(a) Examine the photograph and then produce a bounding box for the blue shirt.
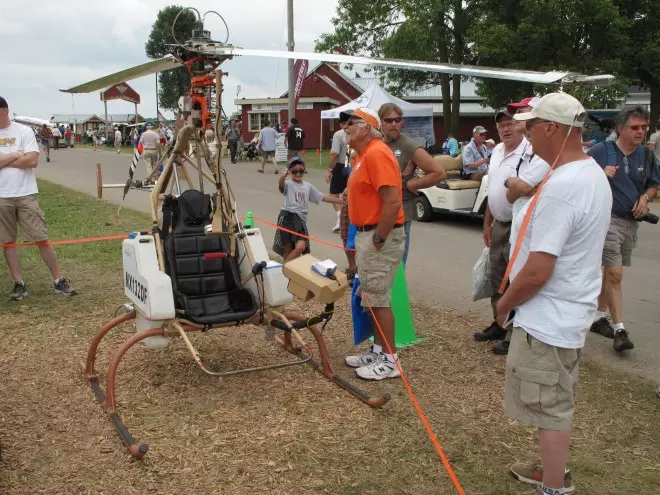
[447,137,459,157]
[588,142,660,218]
[258,126,279,152]
[462,139,489,174]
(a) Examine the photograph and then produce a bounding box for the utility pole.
[155,73,159,121]
[287,0,295,122]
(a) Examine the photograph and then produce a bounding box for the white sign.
[275,135,288,163]
[254,103,313,111]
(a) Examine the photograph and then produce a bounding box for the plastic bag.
[472,247,494,301]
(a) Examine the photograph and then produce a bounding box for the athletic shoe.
[613,329,634,352]
[332,221,340,233]
[8,282,28,301]
[491,340,510,355]
[473,322,507,341]
[356,354,400,380]
[54,278,78,296]
[345,345,380,368]
[510,461,574,492]
[590,317,614,338]
[274,169,279,174]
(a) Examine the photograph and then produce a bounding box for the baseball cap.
[341,107,381,130]
[288,156,305,169]
[507,96,540,114]
[473,126,487,134]
[513,92,587,128]
[0,96,7,109]
[495,108,513,122]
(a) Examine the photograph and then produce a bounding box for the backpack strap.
[605,141,618,167]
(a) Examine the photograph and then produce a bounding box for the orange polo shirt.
[347,139,405,227]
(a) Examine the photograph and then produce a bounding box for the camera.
[637,213,659,225]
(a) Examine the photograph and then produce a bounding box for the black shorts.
[329,163,348,194]
[272,210,311,256]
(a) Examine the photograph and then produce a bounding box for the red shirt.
[347,139,405,227]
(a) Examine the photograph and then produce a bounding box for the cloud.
[2,0,340,121]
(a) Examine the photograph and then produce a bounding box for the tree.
[145,6,202,112]
[315,0,476,135]
[616,0,660,124]
[468,0,631,110]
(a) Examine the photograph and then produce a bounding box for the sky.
[1,0,342,121]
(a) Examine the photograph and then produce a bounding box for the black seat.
[162,190,257,325]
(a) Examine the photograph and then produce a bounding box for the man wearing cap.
[587,106,660,352]
[496,93,612,495]
[504,96,552,223]
[342,107,406,380]
[378,102,447,267]
[473,108,529,354]
[462,126,490,181]
[0,96,78,300]
[139,123,161,176]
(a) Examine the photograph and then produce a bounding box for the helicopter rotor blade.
[217,47,614,86]
[60,55,183,93]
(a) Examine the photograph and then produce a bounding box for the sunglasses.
[625,124,648,132]
[289,169,305,175]
[525,118,551,131]
[382,117,403,124]
[346,119,363,127]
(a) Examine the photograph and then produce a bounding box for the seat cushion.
[445,180,482,190]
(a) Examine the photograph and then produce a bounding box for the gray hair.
[616,106,649,130]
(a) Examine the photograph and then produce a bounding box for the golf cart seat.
[432,154,481,190]
[162,190,257,325]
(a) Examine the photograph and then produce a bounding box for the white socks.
[372,344,382,354]
[371,345,397,363]
[612,322,625,333]
[385,353,397,364]
[541,485,572,495]
[593,310,609,323]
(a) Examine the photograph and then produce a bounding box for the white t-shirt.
[509,157,612,348]
[512,151,551,221]
[114,130,121,142]
[0,122,41,198]
[487,138,530,222]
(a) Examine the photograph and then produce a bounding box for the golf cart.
[414,154,488,221]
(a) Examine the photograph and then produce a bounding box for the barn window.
[248,112,280,132]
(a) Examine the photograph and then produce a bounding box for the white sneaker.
[345,346,380,368]
[332,221,340,233]
[356,354,400,380]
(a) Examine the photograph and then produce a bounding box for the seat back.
[163,190,257,325]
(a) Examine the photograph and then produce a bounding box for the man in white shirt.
[139,123,161,176]
[495,93,612,495]
[114,126,122,154]
[474,108,529,354]
[0,97,77,300]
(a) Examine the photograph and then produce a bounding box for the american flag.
[157,110,166,122]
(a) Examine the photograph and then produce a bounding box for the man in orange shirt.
[343,108,406,380]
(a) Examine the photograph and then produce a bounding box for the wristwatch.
[643,193,649,201]
[373,233,386,245]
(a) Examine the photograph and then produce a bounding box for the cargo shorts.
[142,149,159,175]
[355,227,405,308]
[0,194,49,244]
[602,216,638,267]
[504,327,582,431]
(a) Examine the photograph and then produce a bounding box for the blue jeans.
[402,220,412,268]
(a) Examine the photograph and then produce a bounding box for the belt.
[355,224,403,232]
[494,219,512,226]
[143,147,157,150]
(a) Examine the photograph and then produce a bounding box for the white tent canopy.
[320,84,433,119]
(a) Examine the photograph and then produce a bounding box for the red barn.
[235,62,363,149]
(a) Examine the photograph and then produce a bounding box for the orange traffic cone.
[316,148,320,155]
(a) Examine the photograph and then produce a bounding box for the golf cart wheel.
[415,196,433,222]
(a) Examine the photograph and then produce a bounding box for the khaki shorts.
[262,150,275,160]
[142,149,159,175]
[0,194,49,244]
[356,227,405,308]
[603,216,637,267]
[504,327,582,431]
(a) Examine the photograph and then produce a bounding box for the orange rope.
[362,293,466,495]
[253,216,355,251]
[0,234,128,249]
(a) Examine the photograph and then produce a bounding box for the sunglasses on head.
[626,124,648,132]
[382,117,403,124]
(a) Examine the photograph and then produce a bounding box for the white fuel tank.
[238,228,294,307]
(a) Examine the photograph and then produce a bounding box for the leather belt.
[355,224,403,232]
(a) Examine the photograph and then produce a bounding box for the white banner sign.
[275,135,288,163]
[253,103,313,111]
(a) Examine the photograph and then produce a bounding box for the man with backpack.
[587,106,660,352]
